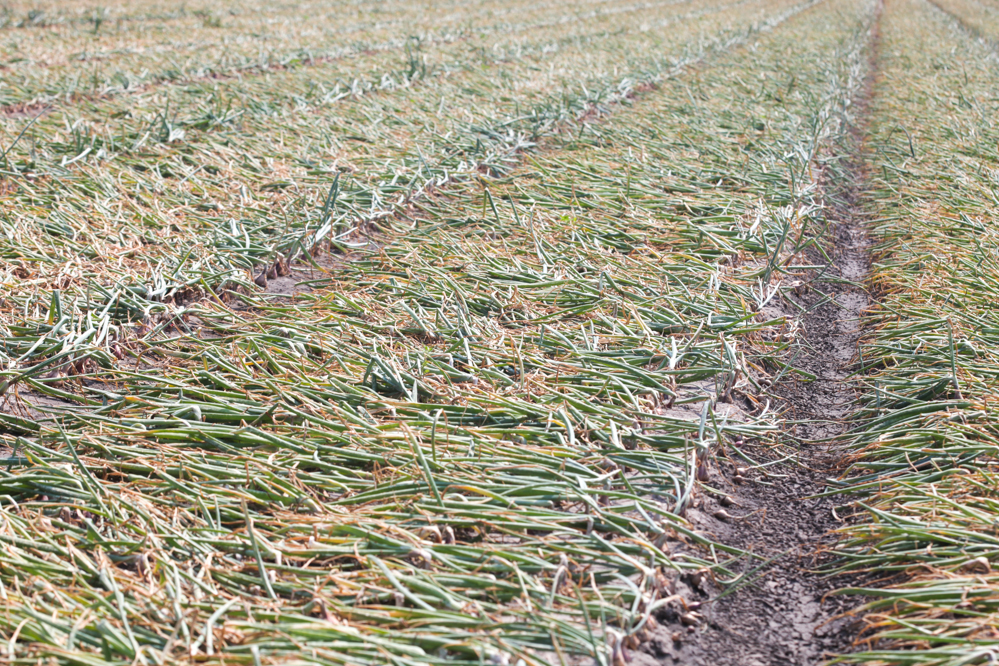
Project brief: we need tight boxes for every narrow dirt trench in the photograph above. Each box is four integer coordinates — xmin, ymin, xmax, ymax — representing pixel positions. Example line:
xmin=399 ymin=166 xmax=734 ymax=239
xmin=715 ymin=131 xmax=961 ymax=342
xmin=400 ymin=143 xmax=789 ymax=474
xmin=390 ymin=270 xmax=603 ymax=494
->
xmin=636 ymin=4 xmax=883 ymax=665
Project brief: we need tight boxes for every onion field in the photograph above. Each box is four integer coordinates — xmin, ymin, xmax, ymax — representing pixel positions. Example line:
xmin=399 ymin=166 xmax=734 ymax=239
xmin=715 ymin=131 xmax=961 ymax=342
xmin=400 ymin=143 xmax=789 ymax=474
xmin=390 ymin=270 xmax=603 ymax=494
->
xmin=0 ymin=0 xmax=997 ymax=664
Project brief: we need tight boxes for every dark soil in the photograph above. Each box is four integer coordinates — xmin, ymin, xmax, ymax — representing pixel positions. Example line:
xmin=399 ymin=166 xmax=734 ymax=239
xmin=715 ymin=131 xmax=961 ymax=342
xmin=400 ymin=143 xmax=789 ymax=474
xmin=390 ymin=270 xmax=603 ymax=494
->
xmin=632 ymin=210 xmax=872 ymax=665
xmin=632 ymin=6 xmax=884 ymax=665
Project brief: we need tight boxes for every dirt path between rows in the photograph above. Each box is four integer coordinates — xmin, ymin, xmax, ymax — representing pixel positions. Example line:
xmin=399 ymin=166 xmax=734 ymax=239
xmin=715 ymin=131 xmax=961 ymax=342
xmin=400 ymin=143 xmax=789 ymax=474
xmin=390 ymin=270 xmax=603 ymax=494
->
xmin=634 ymin=6 xmax=883 ymax=666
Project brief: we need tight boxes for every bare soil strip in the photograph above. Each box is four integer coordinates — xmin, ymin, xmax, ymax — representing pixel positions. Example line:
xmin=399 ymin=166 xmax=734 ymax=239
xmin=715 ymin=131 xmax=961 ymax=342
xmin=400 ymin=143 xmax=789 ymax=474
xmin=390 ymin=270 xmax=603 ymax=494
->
xmin=636 ymin=139 xmax=873 ymax=666
xmin=635 ymin=5 xmax=883 ymax=665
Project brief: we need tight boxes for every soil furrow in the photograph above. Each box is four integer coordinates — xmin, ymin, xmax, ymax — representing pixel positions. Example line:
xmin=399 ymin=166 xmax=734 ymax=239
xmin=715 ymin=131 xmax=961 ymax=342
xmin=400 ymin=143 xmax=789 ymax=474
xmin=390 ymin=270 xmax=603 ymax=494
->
xmin=634 ymin=3 xmax=883 ymax=664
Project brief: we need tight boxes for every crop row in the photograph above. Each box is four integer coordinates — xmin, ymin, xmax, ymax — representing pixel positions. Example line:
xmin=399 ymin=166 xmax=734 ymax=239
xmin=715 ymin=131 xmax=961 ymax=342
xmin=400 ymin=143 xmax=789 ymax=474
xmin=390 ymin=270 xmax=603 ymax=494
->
xmin=829 ymin=1 xmax=999 ymax=664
